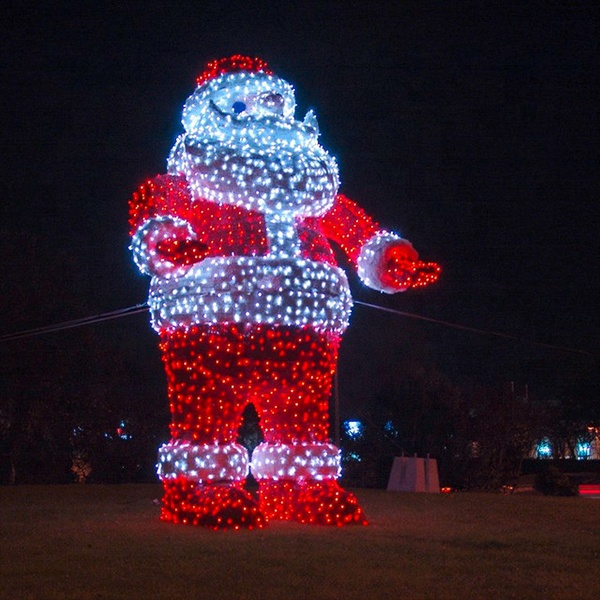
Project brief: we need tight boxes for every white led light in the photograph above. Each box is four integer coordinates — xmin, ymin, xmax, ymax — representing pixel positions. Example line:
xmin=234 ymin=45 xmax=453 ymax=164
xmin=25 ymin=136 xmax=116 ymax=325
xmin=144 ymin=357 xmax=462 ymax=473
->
xmin=357 ymin=231 xmax=403 ymax=293
xmin=129 ymin=59 xmax=425 ymax=528
xmin=251 ymin=442 xmax=341 ymax=481
xmin=157 ymin=441 xmax=249 ymax=482
xmin=131 ymin=216 xmax=194 ymax=277
xmin=168 ymin=71 xmax=339 ymax=219
xmin=129 ymin=67 xmax=356 ymax=337
xmin=148 ymin=255 xmax=352 ymax=334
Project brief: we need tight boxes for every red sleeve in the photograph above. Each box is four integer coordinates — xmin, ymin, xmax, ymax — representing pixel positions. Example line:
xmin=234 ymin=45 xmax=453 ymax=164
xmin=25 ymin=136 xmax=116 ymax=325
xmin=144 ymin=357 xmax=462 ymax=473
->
xmin=318 ymin=194 xmax=380 ymax=266
xmin=129 ymin=174 xmax=193 ymax=236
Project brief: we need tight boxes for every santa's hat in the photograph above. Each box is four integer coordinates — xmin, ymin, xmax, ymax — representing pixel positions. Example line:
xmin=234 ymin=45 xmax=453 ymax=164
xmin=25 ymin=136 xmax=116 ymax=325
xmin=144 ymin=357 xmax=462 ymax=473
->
xmin=181 ymin=55 xmax=294 ymax=132
xmin=196 ymin=55 xmax=273 ymax=87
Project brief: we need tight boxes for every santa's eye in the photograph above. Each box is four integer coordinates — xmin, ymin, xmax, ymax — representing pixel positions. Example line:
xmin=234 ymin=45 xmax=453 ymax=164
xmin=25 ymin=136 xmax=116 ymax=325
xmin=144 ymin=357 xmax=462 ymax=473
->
xmin=231 ymin=101 xmax=247 ymax=114
xmin=259 ymin=93 xmax=284 ymax=111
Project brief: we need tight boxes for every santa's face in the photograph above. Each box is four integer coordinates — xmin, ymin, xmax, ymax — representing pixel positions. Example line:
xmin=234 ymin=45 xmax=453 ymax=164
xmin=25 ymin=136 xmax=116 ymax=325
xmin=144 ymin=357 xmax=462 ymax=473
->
xmin=167 ymin=71 xmax=339 ymax=217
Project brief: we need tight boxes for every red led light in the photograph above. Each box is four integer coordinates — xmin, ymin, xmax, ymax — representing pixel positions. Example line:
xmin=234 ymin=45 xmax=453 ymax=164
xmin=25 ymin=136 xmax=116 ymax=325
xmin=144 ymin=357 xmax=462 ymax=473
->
xmin=161 ymin=477 xmax=266 ymax=529
xmin=320 ymin=194 xmax=379 ymax=265
xmin=579 ymin=485 xmax=600 ymax=497
xmin=129 ymin=55 xmax=439 ymax=529
xmin=130 ymin=175 xmax=269 ymax=260
xmin=260 ymin=479 xmax=367 ymax=526
xmin=160 ymin=324 xmax=338 ymax=445
xmin=196 ymin=55 xmax=273 ymax=87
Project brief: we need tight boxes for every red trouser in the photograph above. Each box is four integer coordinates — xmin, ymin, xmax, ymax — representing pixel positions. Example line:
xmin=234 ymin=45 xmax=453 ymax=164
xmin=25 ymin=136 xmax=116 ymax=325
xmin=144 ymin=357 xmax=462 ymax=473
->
xmin=160 ymin=323 xmax=340 ymax=447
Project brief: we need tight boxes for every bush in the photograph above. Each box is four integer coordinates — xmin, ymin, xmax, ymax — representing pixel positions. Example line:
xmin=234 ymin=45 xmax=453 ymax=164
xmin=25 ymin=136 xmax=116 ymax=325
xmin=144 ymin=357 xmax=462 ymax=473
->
xmin=534 ymin=465 xmax=578 ymax=496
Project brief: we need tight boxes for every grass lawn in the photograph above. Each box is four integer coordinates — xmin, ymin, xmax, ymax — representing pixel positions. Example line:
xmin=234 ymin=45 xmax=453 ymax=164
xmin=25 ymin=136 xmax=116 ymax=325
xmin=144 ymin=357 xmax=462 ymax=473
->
xmin=1 ymin=484 xmax=599 ymax=599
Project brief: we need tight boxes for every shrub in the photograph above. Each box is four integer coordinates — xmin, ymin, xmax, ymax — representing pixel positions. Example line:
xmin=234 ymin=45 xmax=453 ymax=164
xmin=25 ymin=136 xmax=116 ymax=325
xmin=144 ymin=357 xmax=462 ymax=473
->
xmin=534 ymin=464 xmax=578 ymax=496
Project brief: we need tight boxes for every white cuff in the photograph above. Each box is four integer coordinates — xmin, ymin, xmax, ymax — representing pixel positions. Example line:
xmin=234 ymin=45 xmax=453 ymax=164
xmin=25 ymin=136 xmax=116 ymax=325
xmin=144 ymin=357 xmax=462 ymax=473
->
xmin=130 ymin=217 xmax=194 ymax=276
xmin=251 ymin=442 xmax=341 ymax=481
xmin=157 ymin=441 xmax=249 ymax=483
xmin=356 ymin=231 xmax=402 ymax=294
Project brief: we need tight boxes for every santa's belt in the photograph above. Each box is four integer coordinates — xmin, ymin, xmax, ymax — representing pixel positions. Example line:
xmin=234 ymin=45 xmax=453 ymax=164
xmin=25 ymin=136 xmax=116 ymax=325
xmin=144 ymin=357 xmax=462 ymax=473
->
xmin=148 ymin=256 xmax=353 ymax=333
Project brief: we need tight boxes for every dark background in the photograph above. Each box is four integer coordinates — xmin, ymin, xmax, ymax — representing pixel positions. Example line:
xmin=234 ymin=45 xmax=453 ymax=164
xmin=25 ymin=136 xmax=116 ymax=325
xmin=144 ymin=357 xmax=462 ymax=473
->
xmin=1 ymin=2 xmax=598 ymax=439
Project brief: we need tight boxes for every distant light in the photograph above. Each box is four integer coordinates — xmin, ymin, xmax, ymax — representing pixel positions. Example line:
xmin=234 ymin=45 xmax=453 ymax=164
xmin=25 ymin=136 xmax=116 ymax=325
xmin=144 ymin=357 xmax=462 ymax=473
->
xmin=345 ymin=420 xmax=363 ymax=438
xmin=537 ymin=438 xmax=552 ymax=458
xmin=577 ymin=442 xmax=591 ymax=459
xmin=116 ymin=420 xmax=132 ymax=440
xmin=383 ymin=420 xmax=398 ymax=437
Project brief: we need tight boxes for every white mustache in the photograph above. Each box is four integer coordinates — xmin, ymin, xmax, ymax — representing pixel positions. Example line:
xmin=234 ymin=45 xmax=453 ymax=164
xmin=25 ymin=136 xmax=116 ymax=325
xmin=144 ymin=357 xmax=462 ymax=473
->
xmin=206 ymin=100 xmax=320 ymax=140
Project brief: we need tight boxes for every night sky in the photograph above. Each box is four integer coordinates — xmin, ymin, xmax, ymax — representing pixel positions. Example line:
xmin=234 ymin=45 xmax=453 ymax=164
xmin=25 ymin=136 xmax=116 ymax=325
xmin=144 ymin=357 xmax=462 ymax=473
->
xmin=2 ymin=2 xmax=598 ymax=416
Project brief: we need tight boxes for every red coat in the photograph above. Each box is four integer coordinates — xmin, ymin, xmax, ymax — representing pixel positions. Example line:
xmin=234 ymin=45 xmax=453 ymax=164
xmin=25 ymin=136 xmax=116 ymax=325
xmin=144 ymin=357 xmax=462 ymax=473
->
xmin=129 ymin=174 xmax=381 ymax=270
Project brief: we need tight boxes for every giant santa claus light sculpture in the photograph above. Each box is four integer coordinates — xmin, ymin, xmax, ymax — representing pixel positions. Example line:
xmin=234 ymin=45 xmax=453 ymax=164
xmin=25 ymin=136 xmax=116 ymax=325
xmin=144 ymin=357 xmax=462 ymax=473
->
xmin=129 ymin=56 xmax=439 ymax=529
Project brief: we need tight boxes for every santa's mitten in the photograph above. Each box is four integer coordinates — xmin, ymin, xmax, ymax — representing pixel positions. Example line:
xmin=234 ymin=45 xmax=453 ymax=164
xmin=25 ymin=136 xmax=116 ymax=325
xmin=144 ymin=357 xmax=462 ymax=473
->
xmin=357 ymin=232 xmax=440 ymax=293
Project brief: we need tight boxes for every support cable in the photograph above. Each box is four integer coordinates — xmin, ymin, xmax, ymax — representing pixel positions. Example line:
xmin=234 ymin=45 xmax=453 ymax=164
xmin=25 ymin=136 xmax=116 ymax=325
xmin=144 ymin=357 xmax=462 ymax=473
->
xmin=354 ymin=300 xmax=598 ymax=357
xmin=1 ymin=300 xmax=597 ymax=358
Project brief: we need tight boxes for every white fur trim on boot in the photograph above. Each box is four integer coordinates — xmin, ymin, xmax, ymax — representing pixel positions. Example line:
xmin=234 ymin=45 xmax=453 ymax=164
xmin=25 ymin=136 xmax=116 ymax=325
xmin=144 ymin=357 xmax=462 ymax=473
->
xmin=251 ymin=442 xmax=341 ymax=480
xmin=157 ymin=441 xmax=249 ymax=482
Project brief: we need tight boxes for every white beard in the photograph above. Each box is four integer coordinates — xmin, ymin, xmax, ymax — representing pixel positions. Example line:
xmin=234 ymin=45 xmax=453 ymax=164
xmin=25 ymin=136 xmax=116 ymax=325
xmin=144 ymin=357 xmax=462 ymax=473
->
xmin=168 ymin=106 xmax=339 ymax=218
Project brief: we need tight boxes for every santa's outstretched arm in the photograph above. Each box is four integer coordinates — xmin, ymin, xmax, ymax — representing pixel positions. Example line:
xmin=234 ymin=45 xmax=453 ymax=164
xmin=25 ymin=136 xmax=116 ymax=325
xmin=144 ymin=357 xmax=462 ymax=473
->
xmin=319 ymin=194 xmax=439 ymax=293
